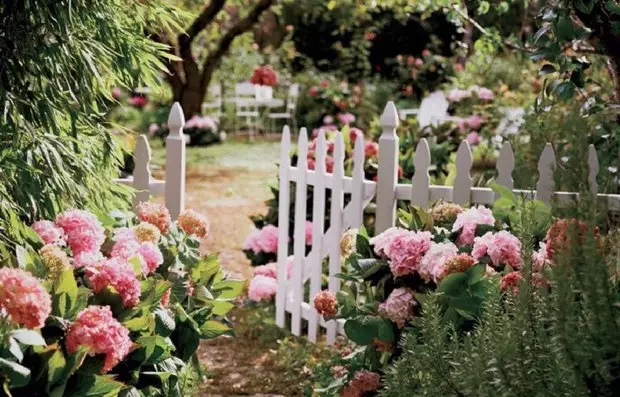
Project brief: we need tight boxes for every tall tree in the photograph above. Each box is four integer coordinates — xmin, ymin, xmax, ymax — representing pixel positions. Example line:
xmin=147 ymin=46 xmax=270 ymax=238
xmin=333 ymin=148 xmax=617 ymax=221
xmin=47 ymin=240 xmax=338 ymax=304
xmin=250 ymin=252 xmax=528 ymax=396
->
xmin=156 ymin=0 xmax=276 ymax=116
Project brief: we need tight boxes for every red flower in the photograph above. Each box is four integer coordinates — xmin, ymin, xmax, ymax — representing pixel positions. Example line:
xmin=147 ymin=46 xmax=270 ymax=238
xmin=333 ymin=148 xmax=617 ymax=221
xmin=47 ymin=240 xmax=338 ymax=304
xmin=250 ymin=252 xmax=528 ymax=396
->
xmin=309 ymin=86 xmax=319 ymax=96
xmin=250 ymin=65 xmax=279 ymax=87
xmin=313 ymin=290 xmax=337 ymax=318
xmin=320 ymin=80 xmax=330 ymax=88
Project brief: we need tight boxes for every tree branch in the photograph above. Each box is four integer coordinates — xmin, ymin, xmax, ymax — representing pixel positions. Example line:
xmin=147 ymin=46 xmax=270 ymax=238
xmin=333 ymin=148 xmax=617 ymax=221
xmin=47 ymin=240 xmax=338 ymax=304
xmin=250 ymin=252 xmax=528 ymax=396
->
xmin=185 ymin=0 xmax=227 ymax=42
xmin=200 ymin=0 xmax=276 ymax=91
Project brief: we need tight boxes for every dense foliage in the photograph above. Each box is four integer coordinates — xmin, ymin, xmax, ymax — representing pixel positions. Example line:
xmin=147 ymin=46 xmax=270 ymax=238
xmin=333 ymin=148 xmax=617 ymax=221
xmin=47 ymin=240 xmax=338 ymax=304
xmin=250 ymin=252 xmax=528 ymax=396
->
xmin=0 ymin=0 xmax=179 ymax=248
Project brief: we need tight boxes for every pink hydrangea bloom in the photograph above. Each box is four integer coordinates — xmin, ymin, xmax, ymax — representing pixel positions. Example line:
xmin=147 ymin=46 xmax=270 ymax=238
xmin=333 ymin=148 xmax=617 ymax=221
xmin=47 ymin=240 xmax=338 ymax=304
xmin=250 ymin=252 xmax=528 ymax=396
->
xmin=110 ymin=236 xmax=141 ymax=261
xmin=73 ymin=250 xmax=104 ymax=269
xmin=85 ymin=258 xmax=141 ymax=308
xmin=472 ymin=231 xmax=522 ymax=269
xmin=177 ymin=209 xmax=210 ymax=238
xmin=256 ymin=225 xmax=279 ymax=254
xmin=247 ymin=275 xmax=278 ymax=301
xmin=337 ymin=112 xmax=356 ymax=125
xmin=305 ymin=221 xmax=313 ymax=246
xmin=55 ymin=209 xmax=105 ymax=255
xmin=254 ymin=256 xmax=294 ymax=280
xmin=364 ymin=141 xmax=379 ymax=158
xmin=65 ymin=306 xmax=132 ymax=373
xmin=313 ymin=290 xmax=338 ymax=318
xmin=243 ymin=229 xmax=262 ymax=253
xmin=0 ymin=268 xmax=51 ymax=329
xmin=32 ymin=220 xmax=66 ymax=246
xmin=466 ymin=114 xmax=484 ymax=129
xmin=385 ymin=231 xmax=433 ymax=277
xmin=137 ymin=202 xmax=171 ymax=233
xmin=369 ymin=227 xmax=407 ymax=257
xmin=500 ymin=271 xmax=522 ymax=294
xmin=419 ymin=242 xmax=459 ymax=283
xmin=378 ymin=287 xmax=415 ymax=328
xmin=447 ymin=88 xmax=471 ymax=102
xmin=113 ymin=227 xmax=135 ymax=241
xmin=323 ymin=115 xmax=334 ymax=125
xmin=476 ymin=87 xmax=495 ymax=101
xmin=139 ymin=242 xmax=163 ymax=275
xmin=452 ymin=206 xmax=495 ymax=245
xmin=466 ymin=131 xmax=481 ymax=146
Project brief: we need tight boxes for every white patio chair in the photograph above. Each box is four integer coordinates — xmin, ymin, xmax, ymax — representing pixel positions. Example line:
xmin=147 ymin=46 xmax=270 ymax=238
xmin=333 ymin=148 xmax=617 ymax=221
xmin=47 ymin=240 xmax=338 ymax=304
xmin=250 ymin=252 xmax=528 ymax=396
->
xmin=267 ymin=84 xmax=299 ymax=133
xmin=201 ymin=83 xmax=222 ymax=118
xmin=234 ymin=82 xmax=259 ymax=138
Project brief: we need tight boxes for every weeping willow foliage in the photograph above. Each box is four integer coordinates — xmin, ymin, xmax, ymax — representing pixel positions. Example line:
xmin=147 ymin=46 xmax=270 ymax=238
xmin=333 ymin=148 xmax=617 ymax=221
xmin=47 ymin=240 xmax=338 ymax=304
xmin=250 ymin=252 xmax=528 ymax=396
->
xmin=0 ymin=0 xmax=181 ymax=247
xmin=381 ymin=202 xmax=620 ymax=397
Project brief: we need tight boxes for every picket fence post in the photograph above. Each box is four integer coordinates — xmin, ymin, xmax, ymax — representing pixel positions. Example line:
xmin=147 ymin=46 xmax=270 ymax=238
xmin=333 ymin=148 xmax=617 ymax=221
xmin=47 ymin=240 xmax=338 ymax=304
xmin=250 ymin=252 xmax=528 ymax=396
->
xmin=375 ymin=101 xmax=400 ymax=233
xmin=275 ymin=126 xmax=291 ymax=329
xmin=165 ymin=102 xmax=186 ymax=220
xmin=536 ymin=143 xmax=556 ymax=204
xmin=132 ymin=135 xmax=152 ymax=210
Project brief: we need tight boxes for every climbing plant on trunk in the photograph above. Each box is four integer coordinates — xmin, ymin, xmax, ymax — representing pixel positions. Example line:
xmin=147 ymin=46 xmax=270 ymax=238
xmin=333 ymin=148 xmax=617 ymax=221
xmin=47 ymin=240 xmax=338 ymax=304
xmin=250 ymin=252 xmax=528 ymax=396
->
xmin=156 ymin=0 xmax=276 ymax=117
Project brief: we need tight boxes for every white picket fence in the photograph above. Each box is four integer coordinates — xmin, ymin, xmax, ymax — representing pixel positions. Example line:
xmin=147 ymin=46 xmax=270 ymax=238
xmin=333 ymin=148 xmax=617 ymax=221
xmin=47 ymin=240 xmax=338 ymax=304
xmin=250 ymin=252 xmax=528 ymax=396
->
xmin=275 ymin=101 xmax=620 ymax=345
xmin=115 ymin=102 xmax=187 ymax=220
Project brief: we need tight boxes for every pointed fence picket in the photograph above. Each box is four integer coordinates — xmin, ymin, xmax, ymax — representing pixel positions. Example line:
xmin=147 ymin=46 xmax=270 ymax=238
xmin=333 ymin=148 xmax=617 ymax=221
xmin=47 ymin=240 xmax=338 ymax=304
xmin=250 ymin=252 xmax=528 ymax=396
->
xmin=115 ymin=102 xmax=187 ymax=220
xmin=275 ymin=101 xmax=620 ymax=345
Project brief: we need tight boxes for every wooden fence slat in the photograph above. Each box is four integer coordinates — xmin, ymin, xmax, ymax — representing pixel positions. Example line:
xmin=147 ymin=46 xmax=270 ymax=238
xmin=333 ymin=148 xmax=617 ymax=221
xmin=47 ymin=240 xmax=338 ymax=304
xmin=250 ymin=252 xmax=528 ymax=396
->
xmin=410 ymin=138 xmax=431 ymax=209
xmin=350 ymin=133 xmax=366 ymax=228
xmin=275 ymin=126 xmax=292 ymax=328
xmin=326 ymin=132 xmax=345 ymax=344
xmin=291 ymin=128 xmax=309 ymax=336
xmin=588 ymin=144 xmax=599 ymax=195
xmin=375 ymin=101 xmax=400 ymax=233
xmin=453 ymin=140 xmax=473 ymax=205
xmin=496 ymin=142 xmax=515 ymax=192
xmin=165 ymin=102 xmax=186 ymax=220
xmin=308 ymin=130 xmax=327 ymax=342
xmin=132 ymin=135 xmax=152 ymax=209
xmin=535 ymin=143 xmax=556 ymax=204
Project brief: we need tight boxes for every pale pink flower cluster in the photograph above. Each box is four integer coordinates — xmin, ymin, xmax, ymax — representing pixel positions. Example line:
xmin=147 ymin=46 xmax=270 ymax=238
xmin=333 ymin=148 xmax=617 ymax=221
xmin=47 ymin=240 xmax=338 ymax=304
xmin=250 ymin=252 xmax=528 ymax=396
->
xmin=185 ymin=115 xmax=218 ymax=131
xmin=364 ymin=141 xmax=379 ymax=158
xmin=55 ymin=209 xmax=105 ymax=255
xmin=0 ymin=268 xmax=51 ymax=329
xmin=137 ymin=202 xmax=171 ymax=233
xmin=466 ymin=131 xmax=482 ymax=146
xmin=337 ymin=112 xmax=356 ymax=125
xmin=447 ymin=85 xmax=494 ymax=102
xmin=532 ymin=241 xmax=549 ymax=271
xmin=73 ymin=250 xmax=104 ymax=269
xmin=32 ymin=220 xmax=66 ymax=246
xmin=341 ymin=371 xmax=381 ymax=397
xmin=65 ymin=306 xmax=132 ymax=373
xmin=243 ymin=225 xmax=279 ymax=254
xmin=418 ymin=242 xmax=459 ymax=283
xmin=384 ymin=229 xmax=433 ymax=277
xmin=247 ymin=275 xmax=278 ymax=302
xmin=177 ymin=209 xmax=210 ymax=238
xmin=248 ymin=256 xmax=294 ymax=301
xmin=452 ymin=206 xmax=495 ymax=245
xmin=369 ymin=227 xmax=406 ymax=257
xmin=110 ymin=230 xmax=163 ymax=275
xmin=305 ymin=221 xmax=313 ymax=245
xmin=378 ymin=288 xmax=415 ymax=328
xmin=472 ymin=231 xmax=521 ymax=269
xmin=85 ymin=258 xmax=141 ymax=308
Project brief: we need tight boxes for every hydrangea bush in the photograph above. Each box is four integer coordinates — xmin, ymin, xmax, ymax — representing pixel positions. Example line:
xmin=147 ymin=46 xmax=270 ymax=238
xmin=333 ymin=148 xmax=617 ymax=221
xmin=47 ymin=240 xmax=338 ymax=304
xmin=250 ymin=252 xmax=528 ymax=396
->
xmin=310 ymin=186 xmax=559 ymax=395
xmin=0 ymin=203 xmax=241 ymax=396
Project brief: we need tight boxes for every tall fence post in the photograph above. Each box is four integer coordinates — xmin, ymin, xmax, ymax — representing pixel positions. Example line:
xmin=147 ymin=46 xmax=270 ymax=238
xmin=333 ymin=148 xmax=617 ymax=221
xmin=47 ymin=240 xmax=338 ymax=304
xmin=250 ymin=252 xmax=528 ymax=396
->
xmin=132 ymin=135 xmax=152 ymax=210
xmin=375 ymin=101 xmax=400 ymax=234
xmin=165 ymin=102 xmax=186 ymax=220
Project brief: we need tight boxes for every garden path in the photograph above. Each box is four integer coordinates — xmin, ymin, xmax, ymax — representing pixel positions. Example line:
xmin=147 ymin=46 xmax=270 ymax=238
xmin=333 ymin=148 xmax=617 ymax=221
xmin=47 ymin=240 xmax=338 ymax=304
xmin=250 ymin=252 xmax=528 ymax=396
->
xmin=153 ymin=138 xmax=304 ymax=396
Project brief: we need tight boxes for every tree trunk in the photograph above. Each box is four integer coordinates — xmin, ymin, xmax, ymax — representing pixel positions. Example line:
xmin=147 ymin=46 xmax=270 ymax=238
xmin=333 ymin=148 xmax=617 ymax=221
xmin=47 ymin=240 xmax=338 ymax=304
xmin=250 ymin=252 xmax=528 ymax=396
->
xmin=175 ymin=86 xmax=205 ymax=119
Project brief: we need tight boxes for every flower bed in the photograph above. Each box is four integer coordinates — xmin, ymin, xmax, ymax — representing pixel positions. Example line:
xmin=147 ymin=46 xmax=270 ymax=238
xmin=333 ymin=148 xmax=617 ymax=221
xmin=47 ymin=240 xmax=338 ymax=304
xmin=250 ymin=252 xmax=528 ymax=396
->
xmin=0 ymin=203 xmax=241 ymax=396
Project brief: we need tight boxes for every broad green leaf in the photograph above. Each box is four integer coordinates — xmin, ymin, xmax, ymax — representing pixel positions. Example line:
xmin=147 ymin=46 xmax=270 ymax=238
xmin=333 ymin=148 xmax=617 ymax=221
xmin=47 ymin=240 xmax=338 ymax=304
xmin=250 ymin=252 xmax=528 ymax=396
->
xmin=211 ymin=301 xmax=235 ymax=316
xmin=490 ymin=183 xmax=515 ymax=203
xmin=10 ymin=329 xmax=46 ymax=346
xmin=52 ymin=269 xmax=78 ymax=318
xmin=200 ymin=320 xmax=231 ymax=339
xmin=134 ymin=336 xmax=173 ymax=365
xmin=64 ymin=374 xmax=124 ymax=397
xmin=7 ymin=338 xmax=23 ymax=362
xmin=0 ymin=358 xmax=31 ymax=388
xmin=212 ymin=279 xmax=244 ymax=299
xmin=154 ymin=308 xmax=176 ymax=337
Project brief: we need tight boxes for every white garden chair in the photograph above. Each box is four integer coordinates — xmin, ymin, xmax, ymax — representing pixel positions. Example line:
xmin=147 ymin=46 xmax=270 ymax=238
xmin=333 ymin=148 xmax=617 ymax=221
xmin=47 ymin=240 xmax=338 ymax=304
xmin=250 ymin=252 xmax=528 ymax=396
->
xmin=267 ymin=83 xmax=299 ymax=133
xmin=234 ymin=82 xmax=260 ymax=138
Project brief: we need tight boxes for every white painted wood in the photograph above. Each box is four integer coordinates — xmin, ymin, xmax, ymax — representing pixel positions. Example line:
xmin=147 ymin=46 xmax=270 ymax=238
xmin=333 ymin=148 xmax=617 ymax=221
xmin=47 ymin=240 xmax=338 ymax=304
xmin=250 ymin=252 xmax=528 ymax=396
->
xmin=132 ymin=135 xmax=152 ymax=209
xmin=410 ymin=138 xmax=431 ymax=209
xmin=535 ymin=143 xmax=556 ymax=204
xmin=165 ymin=102 xmax=186 ymax=220
xmin=588 ymin=145 xmax=599 ymax=195
xmin=326 ymin=132 xmax=345 ymax=344
xmin=453 ymin=141 xmax=473 ymax=205
xmin=496 ymin=142 xmax=515 ymax=193
xmin=291 ymin=128 xmax=309 ymax=336
xmin=308 ymin=130 xmax=327 ymax=342
xmin=375 ymin=101 xmax=400 ymax=233
xmin=351 ymin=133 xmax=366 ymax=229
xmin=275 ymin=126 xmax=292 ymax=328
